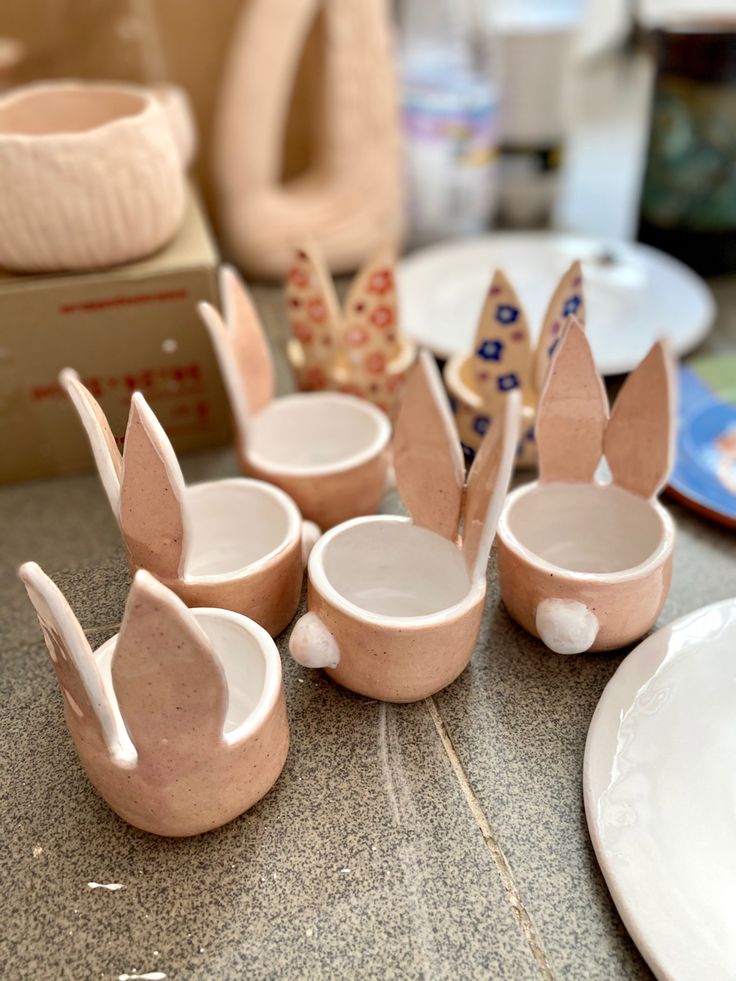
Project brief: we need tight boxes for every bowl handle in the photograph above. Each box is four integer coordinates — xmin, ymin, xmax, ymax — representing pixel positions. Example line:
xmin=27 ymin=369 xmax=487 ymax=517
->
xmin=301 ymin=521 xmax=321 ymax=565
xmin=289 ymin=612 xmax=340 ymax=669
xmin=535 ymin=599 xmax=599 ymax=655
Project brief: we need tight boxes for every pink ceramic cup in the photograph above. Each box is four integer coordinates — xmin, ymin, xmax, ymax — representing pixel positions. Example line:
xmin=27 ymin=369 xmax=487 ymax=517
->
xmin=20 ymin=565 xmax=289 ymax=837
xmin=61 ymin=370 xmax=318 ymax=637
xmin=496 ymin=319 xmax=677 ymax=655
xmin=497 ymin=481 xmax=675 ymax=654
xmin=289 ymin=515 xmax=486 ymax=702
xmin=288 ymin=351 xmax=520 ymax=702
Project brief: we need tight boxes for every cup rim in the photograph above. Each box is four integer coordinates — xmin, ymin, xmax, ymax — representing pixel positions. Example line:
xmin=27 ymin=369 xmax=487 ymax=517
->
xmin=182 ymin=477 xmax=301 ymax=584
xmin=308 ymin=513 xmax=484 ymax=627
xmin=498 ymin=480 xmax=676 ymax=583
xmin=247 ymin=392 xmax=392 ymax=478
xmin=0 ymin=80 xmax=157 ymax=144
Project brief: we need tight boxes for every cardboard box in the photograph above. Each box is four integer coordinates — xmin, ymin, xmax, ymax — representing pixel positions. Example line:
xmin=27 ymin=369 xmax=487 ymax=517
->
xmin=0 ymin=186 xmax=230 ymax=484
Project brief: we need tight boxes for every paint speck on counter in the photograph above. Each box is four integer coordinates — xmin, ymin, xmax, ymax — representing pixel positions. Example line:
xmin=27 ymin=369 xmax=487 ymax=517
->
xmin=87 ymin=882 xmax=124 ymax=891
xmin=32 ymin=846 xmax=44 ymax=858
xmin=340 ymin=868 xmax=351 ymax=873
xmin=118 ymin=973 xmax=166 ymax=981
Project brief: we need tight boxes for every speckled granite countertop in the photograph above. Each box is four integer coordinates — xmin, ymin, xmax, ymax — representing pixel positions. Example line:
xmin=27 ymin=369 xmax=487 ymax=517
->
xmin=1 ymin=274 xmax=734 ymax=981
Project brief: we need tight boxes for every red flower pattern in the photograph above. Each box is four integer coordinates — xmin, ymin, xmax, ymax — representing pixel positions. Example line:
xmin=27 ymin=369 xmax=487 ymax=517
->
xmin=346 ymin=325 xmax=368 ymax=347
xmin=369 ymin=305 xmax=393 ymax=328
xmin=292 ymin=322 xmax=313 ymax=344
xmin=368 ymin=269 xmax=393 ymax=295
xmin=288 ymin=266 xmax=309 ymax=289
xmin=307 ymin=298 xmax=326 ymax=323
xmin=305 ymin=367 xmax=327 ymax=389
xmin=365 ymin=352 xmax=386 ymax=375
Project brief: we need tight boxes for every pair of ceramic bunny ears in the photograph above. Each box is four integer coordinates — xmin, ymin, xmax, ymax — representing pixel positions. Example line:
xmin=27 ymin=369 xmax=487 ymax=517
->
xmin=20 ymin=565 xmax=237 ymax=768
xmin=285 ymin=245 xmax=401 ymax=373
xmin=395 ymin=352 xmax=521 ymax=585
xmin=60 ymin=370 xmax=191 ymax=583
xmin=470 ymin=261 xmax=585 ymax=408
xmin=536 ymin=320 xmax=675 ymax=498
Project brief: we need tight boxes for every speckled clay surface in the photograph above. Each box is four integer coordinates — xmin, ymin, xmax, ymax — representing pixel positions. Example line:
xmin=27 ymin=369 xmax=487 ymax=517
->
xmin=1 ymin=277 xmax=734 ymax=979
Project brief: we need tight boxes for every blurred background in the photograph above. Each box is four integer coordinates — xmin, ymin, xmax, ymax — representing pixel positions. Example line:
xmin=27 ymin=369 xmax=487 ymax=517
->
xmin=1 ymin=0 xmax=734 ymax=256
xmin=0 ymin=0 xmax=734 ymax=523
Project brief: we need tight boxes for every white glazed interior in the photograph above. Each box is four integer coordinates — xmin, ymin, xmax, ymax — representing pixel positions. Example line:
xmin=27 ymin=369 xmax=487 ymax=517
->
xmin=96 ymin=607 xmax=282 ymax=762
xmin=183 ymin=479 xmax=300 ymax=581
xmin=247 ymin=393 xmax=391 ymax=476
xmin=0 ymin=85 xmax=147 ymax=136
xmin=500 ymin=481 xmax=673 ymax=576
xmin=311 ymin=515 xmax=473 ymax=622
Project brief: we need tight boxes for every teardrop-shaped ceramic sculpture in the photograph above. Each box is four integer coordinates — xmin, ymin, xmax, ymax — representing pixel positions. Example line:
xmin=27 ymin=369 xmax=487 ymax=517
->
xmin=199 ymin=265 xmax=392 ymax=529
xmin=496 ymin=319 xmax=676 ymax=655
xmin=444 ymin=260 xmax=585 ymax=466
xmin=19 ymin=564 xmax=288 ymax=836
xmin=0 ymin=80 xmax=193 ymax=271
xmin=213 ymin=0 xmax=403 ymax=278
xmin=288 ymin=351 xmax=520 ymax=702
xmin=60 ymin=369 xmax=318 ymax=636
xmin=285 ymin=244 xmax=416 ymax=417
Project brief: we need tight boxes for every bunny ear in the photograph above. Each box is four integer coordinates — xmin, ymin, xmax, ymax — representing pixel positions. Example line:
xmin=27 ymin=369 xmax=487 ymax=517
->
xmin=199 ymin=299 xmax=252 ymax=448
xmin=119 ymin=393 xmax=189 ymax=581
xmin=536 ymin=318 xmax=608 ymax=483
xmin=533 ymin=260 xmax=585 ymax=393
xmin=394 ymin=350 xmax=465 ymax=540
xmin=604 ymin=341 xmax=675 ymax=498
xmin=111 ymin=571 xmax=227 ymax=768
xmin=219 ymin=264 xmax=275 ymax=414
xmin=342 ymin=247 xmax=400 ymax=386
xmin=462 ymin=390 xmax=521 ymax=585
xmin=285 ymin=245 xmax=341 ymax=385
xmin=59 ymin=369 xmax=122 ymax=516
xmin=470 ymin=269 xmax=532 ymax=412
xmin=18 ymin=562 xmax=132 ymax=764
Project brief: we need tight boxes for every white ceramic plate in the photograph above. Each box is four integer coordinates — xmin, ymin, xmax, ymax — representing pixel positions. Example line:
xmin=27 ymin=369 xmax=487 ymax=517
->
xmin=397 ymin=232 xmax=715 ymax=374
xmin=584 ymin=600 xmax=736 ymax=981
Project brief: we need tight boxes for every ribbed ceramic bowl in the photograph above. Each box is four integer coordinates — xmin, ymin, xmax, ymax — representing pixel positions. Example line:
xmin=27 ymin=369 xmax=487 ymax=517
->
xmin=0 ymin=80 xmax=186 ymax=271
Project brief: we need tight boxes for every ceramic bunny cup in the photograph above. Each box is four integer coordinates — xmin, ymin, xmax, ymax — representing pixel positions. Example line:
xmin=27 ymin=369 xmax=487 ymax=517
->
xmin=496 ymin=320 xmax=676 ymax=655
xmin=199 ymin=265 xmax=392 ymax=530
xmin=19 ymin=565 xmax=288 ymax=836
xmin=288 ymin=351 xmax=520 ymax=702
xmin=60 ymin=369 xmax=317 ymax=636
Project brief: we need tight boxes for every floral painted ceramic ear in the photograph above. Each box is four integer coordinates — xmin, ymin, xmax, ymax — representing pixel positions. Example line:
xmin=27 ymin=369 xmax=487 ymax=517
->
xmin=288 ymin=351 xmax=520 ymax=702
xmin=497 ymin=321 xmax=676 ymax=655
xmin=444 ymin=260 xmax=585 ymax=468
xmin=532 ymin=259 xmax=585 ymax=393
xmin=60 ymin=370 xmax=310 ymax=636
xmin=285 ymin=244 xmax=342 ymax=389
xmin=19 ymin=564 xmax=288 ymax=836
xmin=199 ymin=265 xmax=393 ymax=530
xmin=285 ymin=244 xmax=415 ymax=417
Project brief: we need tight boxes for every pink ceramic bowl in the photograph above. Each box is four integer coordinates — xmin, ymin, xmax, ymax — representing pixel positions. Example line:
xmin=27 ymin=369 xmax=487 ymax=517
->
xmin=0 ymin=81 xmax=186 ymax=271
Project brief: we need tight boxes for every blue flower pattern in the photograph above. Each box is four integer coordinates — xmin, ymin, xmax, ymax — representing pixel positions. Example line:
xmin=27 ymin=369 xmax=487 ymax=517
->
xmin=495 ymin=304 xmax=519 ymax=325
xmin=473 ymin=414 xmax=491 ymax=437
xmin=562 ymin=294 xmax=581 ymax=318
xmin=497 ymin=373 xmax=520 ymax=392
xmin=476 ymin=339 xmax=504 ymax=362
